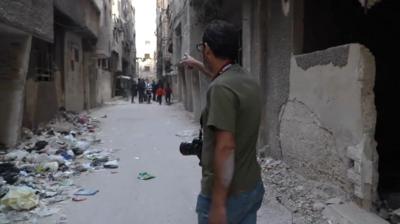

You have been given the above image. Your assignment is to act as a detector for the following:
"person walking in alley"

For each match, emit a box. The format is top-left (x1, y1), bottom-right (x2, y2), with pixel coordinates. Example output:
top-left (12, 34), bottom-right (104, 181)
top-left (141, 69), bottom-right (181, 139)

top-left (156, 85), bottom-right (165, 105)
top-left (145, 80), bottom-right (152, 104)
top-left (138, 79), bottom-right (145, 103)
top-left (131, 79), bottom-right (138, 104)
top-left (151, 80), bottom-right (157, 101)
top-left (180, 20), bottom-right (264, 224)
top-left (165, 84), bottom-right (172, 105)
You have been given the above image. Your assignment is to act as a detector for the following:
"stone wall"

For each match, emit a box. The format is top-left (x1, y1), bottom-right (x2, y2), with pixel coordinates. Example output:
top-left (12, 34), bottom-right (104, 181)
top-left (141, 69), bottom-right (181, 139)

top-left (279, 44), bottom-right (378, 208)
top-left (0, 0), bottom-right (53, 42)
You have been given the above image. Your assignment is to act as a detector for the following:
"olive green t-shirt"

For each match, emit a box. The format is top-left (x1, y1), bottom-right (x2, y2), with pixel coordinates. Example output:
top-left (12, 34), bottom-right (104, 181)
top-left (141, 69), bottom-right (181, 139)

top-left (200, 64), bottom-right (262, 196)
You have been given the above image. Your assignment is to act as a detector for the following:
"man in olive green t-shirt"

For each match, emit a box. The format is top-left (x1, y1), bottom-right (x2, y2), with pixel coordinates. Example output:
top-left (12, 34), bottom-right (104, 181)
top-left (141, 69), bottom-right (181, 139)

top-left (181, 20), bottom-right (264, 224)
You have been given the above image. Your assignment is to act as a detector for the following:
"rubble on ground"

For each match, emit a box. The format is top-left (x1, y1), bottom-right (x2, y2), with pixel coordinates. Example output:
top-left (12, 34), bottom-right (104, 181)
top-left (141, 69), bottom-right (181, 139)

top-left (0, 110), bottom-right (118, 223)
top-left (260, 157), bottom-right (348, 224)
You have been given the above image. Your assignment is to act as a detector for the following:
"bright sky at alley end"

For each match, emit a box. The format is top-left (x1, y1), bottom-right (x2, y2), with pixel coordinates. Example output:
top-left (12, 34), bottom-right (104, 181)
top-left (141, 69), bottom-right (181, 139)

top-left (134, 0), bottom-right (157, 57)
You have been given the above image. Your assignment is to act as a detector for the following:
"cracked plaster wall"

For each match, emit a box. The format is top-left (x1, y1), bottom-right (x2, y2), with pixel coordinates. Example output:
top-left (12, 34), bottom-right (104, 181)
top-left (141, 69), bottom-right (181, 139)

top-left (280, 44), bottom-right (378, 208)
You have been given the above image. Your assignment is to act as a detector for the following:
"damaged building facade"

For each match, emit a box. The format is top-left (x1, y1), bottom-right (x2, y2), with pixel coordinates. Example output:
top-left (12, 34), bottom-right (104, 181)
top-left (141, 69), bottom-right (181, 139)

top-left (159, 0), bottom-right (399, 221)
top-left (0, 0), bottom-right (136, 147)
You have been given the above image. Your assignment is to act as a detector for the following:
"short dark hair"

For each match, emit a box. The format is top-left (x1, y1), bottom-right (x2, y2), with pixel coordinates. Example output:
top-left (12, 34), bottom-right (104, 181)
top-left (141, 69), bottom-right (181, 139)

top-left (202, 20), bottom-right (239, 61)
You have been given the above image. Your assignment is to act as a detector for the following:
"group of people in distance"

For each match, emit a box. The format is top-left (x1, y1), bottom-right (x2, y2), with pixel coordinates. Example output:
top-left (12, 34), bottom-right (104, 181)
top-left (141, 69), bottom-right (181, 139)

top-left (130, 79), bottom-right (172, 105)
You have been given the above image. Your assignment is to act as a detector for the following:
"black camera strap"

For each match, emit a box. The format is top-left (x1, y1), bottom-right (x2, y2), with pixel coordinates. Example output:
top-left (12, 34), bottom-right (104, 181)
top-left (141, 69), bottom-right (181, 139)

top-left (199, 117), bottom-right (203, 140)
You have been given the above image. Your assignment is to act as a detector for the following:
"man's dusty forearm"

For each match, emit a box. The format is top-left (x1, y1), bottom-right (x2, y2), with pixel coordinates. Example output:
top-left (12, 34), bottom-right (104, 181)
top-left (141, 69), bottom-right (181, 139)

top-left (212, 146), bottom-right (235, 206)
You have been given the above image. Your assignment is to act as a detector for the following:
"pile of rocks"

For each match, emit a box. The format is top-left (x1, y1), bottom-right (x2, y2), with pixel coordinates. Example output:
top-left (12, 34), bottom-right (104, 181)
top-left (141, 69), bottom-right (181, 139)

top-left (0, 110), bottom-right (118, 223)
top-left (260, 158), bottom-right (348, 224)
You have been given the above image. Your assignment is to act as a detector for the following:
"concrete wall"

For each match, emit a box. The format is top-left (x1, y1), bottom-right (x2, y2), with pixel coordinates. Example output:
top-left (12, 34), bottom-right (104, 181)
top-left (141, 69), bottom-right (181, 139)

top-left (55, 0), bottom-right (100, 38)
top-left (24, 80), bottom-right (59, 129)
top-left (0, 0), bottom-right (53, 42)
top-left (64, 32), bottom-right (85, 112)
top-left (258, 0), bottom-right (296, 158)
top-left (0, 33), bottom-right (32, 146)
top-left (97, 70), bottom-right (113, 104)
top-left (95, 0), bottom-right (113, 57)
top-left (279, 44), bottom-right (378, 209)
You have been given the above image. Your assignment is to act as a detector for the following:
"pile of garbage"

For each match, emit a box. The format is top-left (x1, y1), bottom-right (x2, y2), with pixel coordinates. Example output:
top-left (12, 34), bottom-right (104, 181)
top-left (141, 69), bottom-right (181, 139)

top-left (0, 110), bottom-right (118, 223)
top-left (260, 157), bottom-right (348, 224)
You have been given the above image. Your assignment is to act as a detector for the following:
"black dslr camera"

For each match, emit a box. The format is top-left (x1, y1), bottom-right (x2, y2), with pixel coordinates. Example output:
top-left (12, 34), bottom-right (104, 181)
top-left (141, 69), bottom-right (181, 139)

top-left (179, 130), bottom-right (202, 165)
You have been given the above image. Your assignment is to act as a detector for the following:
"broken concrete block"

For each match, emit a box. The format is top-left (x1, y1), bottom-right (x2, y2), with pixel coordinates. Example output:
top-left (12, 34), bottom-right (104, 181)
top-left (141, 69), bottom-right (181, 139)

top-left (323, 202), bottom-right (389, 224)
top-left (313, 202), bottom-right (326, 211)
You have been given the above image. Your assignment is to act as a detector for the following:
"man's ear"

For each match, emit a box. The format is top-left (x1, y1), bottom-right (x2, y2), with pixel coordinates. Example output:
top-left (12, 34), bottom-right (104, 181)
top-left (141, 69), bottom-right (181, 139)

top-left (204, 42), bottom-right (213, 57)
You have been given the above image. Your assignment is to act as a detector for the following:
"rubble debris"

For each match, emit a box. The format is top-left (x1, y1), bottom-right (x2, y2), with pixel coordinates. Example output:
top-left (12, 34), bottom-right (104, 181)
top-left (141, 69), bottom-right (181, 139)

top-left (27, 140), bottom-right (48, 152)
top-left (0, 163), bottom-right (19, 184)
top-left (325, 197), bottom-right (343, 205)
top-left (260, 157), bottom-right (348, 224)
top-left (34, 206), bottom-right (60, 218)
top-left (0, 110), bottom-right (117, 222)
top-left (0, 186), bottom-right (39, 210)
top-left (313, 202), bottom-right (326, 211)
top-left (43, 162), bottom-right (59, 173)
top-left (4, 150), bottom-right (28, 161)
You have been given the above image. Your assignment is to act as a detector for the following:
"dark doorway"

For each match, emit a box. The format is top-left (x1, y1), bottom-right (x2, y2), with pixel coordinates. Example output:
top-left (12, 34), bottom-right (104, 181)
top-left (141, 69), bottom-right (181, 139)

top-left (302, 0), bottom-right (400, 208)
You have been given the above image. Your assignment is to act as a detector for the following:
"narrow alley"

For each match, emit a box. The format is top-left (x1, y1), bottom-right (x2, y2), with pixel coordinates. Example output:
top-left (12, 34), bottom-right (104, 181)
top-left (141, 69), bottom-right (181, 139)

top-left (1, 0), bottom-right (400, 223)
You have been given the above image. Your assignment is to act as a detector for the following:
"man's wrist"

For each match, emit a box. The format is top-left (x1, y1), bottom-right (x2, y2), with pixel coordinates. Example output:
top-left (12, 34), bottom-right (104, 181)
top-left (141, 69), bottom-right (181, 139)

top-left (211, 199), bottom-right (226, 208)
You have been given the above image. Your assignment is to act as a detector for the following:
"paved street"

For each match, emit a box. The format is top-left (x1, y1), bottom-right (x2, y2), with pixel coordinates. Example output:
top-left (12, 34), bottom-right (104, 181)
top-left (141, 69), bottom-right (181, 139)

top-left (62, 101), bottom-right (201, 223)
top-left (59, 100), bottom-right (291, 224)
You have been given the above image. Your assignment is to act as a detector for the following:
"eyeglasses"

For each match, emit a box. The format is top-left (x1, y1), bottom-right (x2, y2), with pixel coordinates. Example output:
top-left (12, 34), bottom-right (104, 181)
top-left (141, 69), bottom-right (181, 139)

top-left (196, 43), bottom-right (205, 52)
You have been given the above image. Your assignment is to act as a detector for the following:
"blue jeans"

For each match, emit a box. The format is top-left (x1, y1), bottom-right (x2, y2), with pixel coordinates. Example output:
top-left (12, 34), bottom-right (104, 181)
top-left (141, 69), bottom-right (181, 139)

top-left (196, 181), bottom-right (265, 224)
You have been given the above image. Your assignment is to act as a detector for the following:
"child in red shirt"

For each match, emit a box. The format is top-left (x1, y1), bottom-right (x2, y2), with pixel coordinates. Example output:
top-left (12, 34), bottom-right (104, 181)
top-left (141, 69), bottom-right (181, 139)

top-left (156, 86), bottom-right (165, 105)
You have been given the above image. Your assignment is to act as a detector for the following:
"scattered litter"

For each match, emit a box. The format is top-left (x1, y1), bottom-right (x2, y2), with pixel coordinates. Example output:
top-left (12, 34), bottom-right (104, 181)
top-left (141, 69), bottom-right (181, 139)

top-left (0, 186), bottom-right (39, 210)
top-left (72, 196), bottom-right (87, 202)
top-left (0, 186), bottom-right (9, 198)
top-left (0, 110), bottom-right (117, 222)
top-left (34, 207), bottom-right (60, 217)
top-left (4, 150), bottom-right (28, 161)
top-left (27, 141), bottom-right (48, 152)
top-left (0, 163), bottom-right (19, 184)
top-left (0, 213), bottom-right (10, 224)
top-left (137, 172), bottom-right (156, 180)
top-left (104, 160), bottom-right (119, 169)
top-left (101, 115), bottom-right (107, 118)
top-left (74, 188), bottom-right (99, 196)
top-left (43, 162), bottom-right (59, 173)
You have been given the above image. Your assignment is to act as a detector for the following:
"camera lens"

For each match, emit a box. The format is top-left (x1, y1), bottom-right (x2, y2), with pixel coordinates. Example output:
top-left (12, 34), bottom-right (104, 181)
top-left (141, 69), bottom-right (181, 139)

top-left (180, 142), bottom-right (194, 155)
